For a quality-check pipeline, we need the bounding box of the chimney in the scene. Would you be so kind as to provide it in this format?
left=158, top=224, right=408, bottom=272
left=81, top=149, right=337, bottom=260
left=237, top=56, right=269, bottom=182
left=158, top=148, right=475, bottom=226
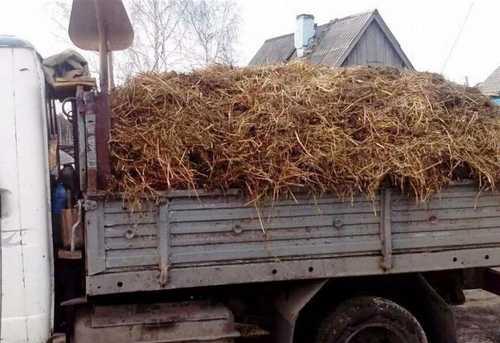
left=295, top=14, right=315, bottom=58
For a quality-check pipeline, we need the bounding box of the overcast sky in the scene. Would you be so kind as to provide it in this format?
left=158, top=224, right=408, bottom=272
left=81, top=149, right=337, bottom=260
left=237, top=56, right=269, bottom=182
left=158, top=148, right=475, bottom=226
left=1, top=0, right=498, bottom=85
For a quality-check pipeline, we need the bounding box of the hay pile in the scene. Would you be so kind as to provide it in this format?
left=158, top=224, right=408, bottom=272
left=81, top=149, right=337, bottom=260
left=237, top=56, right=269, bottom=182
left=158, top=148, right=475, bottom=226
left=110, top=63, right=500, bottom=203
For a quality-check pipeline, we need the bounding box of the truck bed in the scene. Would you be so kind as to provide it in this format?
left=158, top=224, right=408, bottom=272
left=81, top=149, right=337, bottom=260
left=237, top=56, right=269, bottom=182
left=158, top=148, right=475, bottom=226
left=84, top=184, right=500, bottom=295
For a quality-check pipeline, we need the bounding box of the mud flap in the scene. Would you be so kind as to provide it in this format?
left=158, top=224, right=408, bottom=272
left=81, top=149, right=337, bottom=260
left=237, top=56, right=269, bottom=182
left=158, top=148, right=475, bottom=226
left=416, top=274, right=458, bottom=343
left=272, top=279, right=328, bottom=343
left=483, top=268, right=500, bottom=296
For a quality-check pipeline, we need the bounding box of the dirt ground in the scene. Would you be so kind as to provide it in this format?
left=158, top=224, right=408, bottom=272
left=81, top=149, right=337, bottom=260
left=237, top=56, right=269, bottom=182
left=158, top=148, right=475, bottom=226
left=454, top=289, right=500, bottom=343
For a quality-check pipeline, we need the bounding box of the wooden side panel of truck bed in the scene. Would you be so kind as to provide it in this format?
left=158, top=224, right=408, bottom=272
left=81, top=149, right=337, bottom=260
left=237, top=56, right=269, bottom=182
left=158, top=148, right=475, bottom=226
left=84, top=184, right=500, bottom=295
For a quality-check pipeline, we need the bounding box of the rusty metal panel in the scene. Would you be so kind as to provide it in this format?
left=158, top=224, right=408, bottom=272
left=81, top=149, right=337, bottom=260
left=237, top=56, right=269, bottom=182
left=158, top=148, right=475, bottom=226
left=95, top=94, right=111, bottom=189
left=91, top=301, right=234, bottom=327
left=74, top=301, right=239, bottom=343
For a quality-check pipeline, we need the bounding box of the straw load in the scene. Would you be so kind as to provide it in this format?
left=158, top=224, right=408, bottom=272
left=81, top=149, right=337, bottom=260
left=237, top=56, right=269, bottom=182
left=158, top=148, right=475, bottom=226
left=110, top=63, right=500, bottom=203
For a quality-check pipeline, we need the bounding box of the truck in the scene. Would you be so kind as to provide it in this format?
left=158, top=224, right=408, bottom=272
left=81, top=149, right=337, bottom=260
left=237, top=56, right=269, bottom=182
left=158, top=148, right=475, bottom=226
left=1, top=1, right=500, bottom=342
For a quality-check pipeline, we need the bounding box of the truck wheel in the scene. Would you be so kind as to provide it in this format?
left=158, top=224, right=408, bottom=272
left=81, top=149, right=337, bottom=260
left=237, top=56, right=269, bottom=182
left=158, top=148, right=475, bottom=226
left=315, top=296, right=428, bottom=343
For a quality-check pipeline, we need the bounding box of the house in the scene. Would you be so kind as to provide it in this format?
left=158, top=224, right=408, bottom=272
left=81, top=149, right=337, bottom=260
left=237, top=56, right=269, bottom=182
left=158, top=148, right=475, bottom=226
left=479, top=66, right=500, bottom=105
left=249, top=9, right=413, bottom=69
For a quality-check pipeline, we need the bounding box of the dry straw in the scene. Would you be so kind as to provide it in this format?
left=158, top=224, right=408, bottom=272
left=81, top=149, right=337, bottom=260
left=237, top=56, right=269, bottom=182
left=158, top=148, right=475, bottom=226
left=110, top=63, right=500, bottom=204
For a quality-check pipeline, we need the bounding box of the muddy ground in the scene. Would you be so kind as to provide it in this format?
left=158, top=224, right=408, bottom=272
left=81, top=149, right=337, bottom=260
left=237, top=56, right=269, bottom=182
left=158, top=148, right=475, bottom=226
left=455, top=290, right=500, bottom=343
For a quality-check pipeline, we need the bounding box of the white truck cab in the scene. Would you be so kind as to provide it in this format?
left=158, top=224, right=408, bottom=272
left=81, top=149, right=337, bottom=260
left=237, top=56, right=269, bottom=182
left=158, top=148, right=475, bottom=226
left=0, top=36, right=54, bottom=343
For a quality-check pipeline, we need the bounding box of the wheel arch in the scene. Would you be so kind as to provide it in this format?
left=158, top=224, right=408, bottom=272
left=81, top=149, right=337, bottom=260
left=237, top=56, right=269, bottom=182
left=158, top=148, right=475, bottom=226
left=292, top=273, right=457, bottom=343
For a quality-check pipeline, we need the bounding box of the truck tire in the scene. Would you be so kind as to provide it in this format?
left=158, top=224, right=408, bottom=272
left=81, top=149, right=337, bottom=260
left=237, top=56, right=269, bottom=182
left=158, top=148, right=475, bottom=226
left=315, top=296, right=428, bottom=343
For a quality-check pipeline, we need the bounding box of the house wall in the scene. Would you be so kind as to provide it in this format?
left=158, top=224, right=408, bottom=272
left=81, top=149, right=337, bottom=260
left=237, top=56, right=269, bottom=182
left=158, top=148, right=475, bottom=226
left=342, top=21, right=406, bottom=68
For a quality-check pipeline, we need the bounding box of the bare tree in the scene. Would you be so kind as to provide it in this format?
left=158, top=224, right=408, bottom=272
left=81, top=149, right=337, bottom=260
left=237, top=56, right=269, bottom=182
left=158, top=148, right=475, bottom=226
left=122, top=0, right=240, bottom=73
left=181, top=0, right=240, bottom=67
left=50, top=0, right=72, bottom=43
left=119, top=0, right=188, bottom=74
left=48, top=0, right=240, bottom=79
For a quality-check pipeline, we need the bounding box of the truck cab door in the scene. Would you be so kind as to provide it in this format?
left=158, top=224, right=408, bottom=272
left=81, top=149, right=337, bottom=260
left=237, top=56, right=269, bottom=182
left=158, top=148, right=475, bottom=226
left=0, top=37, right=53, bottom=343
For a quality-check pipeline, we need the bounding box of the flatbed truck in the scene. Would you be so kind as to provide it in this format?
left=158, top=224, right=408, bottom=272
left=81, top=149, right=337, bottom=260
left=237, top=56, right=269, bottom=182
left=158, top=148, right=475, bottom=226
left=1, top=1, right=499, bottom=342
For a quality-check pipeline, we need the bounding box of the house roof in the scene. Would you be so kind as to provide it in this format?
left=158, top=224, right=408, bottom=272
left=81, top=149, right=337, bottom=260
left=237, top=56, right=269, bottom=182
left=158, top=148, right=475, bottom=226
left=249, top=10, right=413, bottom=69
left=479, top=66, right=500, bottom=96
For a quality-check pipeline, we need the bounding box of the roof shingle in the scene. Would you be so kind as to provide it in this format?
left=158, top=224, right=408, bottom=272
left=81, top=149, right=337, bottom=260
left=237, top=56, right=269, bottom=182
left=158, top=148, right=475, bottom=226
left=248, top=33, right=295, bottom=66
left=308, top=12, right=373, bottom=66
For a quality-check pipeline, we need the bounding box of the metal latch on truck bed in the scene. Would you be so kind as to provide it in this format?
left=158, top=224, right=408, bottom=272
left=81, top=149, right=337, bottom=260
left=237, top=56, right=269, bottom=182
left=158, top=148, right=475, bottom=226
left=82, top=200, right=97, bottom=211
